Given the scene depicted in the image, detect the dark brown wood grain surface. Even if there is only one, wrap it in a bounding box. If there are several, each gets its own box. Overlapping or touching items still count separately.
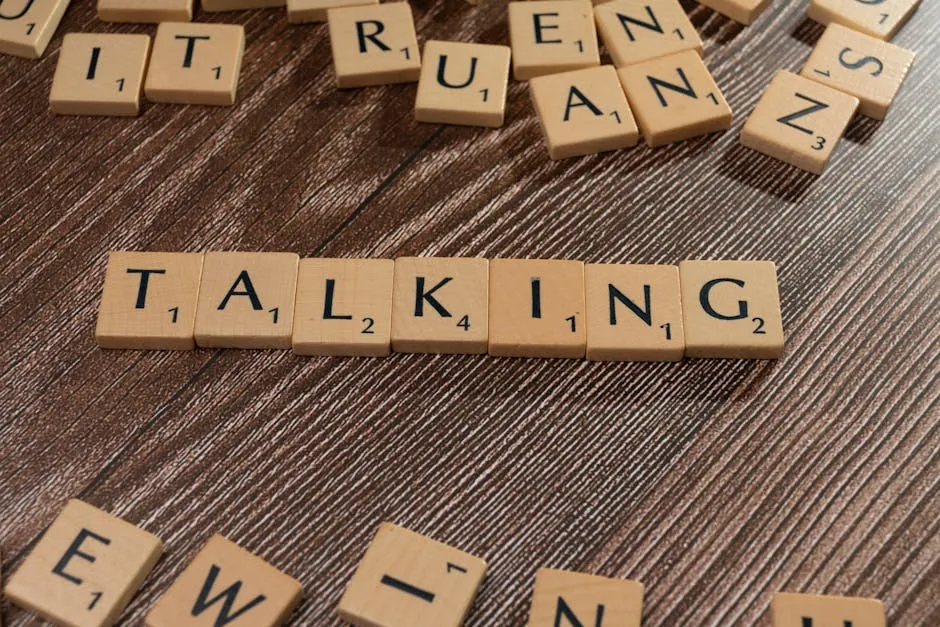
[1,0,938,624]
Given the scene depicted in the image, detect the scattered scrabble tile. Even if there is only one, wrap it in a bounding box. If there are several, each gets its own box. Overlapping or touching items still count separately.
[808,0,921,40]
[391,257,489,354]
[801,23,915,120]
[594,0,703,67]
[488,259,586,358]
[50,34,151,117]
[697,0,772,25]
[287,0,377,23]
[508,0,600,80]
[193,252,300,349]
[95,251,204,350]
[145,535,302,627]
[144,22,245,106]
[527,568,643,627]
[0,0,70,59]
[97,0,192,23]
[772,592,885,627]
[740,70,859,175]
[337,522,487,627]
[202,0,284,12]
[327,2,421,88]
[529,65,639,159]
[678,260,784,358]
[617,50,732,147]
[4,499,162,627]
[585,263,685,361]
[292,258,395,357]
[415,40,512,128]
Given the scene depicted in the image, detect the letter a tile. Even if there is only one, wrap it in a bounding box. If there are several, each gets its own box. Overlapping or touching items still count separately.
[679,260,784,358]
[145,535,303,627]
[337,522,487,627]
[96,251,204,350]
[0,0,70,59]
[808,0,921,41]
[508,0,600,80]
[594,0,703,67]
[772,592,885,627]
[144,22,245,106]
[194,252,300,349]
[50,34,152,116]
[740,70,859,175]
[4,499,163,627]
[526,568,643,627]
[327,2,421,88]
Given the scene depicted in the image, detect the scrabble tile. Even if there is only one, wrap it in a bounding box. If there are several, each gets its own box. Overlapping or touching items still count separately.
[337,522,486,627]
[144,22,245,106]
[740,70,859,175]
[508,0,600,80]
[202,0,284,13]
[415,40,512,128]
[97,0,192,23]
[292,258,394,357]
[594,0,702,67]
[391,257,489,354]
[527,568,643,627]
[529,65,638,159]
[585,263,684,361]
[327,2,421,88]
[145,535,302,627]
[50,34,151,117]
[488,259,586,358]
[4,499,162,627]
[287,0,377,23]
[801,23,915,120]
[95,251,204,350]
[616,50,732,147]
[193,252,299,349]
[697,0,772,24]
[0,0,69,59]
[772,592,885,627]
[679,260,784,359]
[808,0,921,40]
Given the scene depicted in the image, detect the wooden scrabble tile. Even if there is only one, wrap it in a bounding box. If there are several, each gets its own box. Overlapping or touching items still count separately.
[740,70,859,175]
[287,0,377,23]
[193,252,299,349]
[50,34,151,117]
[678,260,784,359]
[616,50,732,147]
[292,258,394,357]
[202,0,284,13]
[508,0,600,80]
[0,0,69,59]
[594,0,702,67]
[585,263,684,361]
[527,568,643,627]
[144,22,244,106]
[415,40,512,128]
[145,535,302,627]
[95,251,203,350]
[391,257,489,354]
[529,65,638,159]
[4,499,162,627]
[337,522,486,627]
[488,259,586,358]
[772,592,885,627]
[801,23,915,120]
[327,2,421,88]
[808,0,921,40]
[697,0,772,24]
[97,0,192,23]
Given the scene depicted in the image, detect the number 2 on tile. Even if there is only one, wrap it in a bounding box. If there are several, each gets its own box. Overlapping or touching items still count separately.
[361,317,374,334]
[752,317,766,334]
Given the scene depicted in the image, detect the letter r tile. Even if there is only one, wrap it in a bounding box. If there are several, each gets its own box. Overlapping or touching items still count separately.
[4,499,163,627]
[337,522,487,627]
[327,2,421,88]
[526,568,643,627]
[145,535,303,627]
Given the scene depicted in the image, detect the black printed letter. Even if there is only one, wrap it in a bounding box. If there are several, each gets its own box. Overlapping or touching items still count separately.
[414,277,452,317]
[218,271,263,311]
[52,529,111,586]
[191,565,266,627]
[356,20,390,53]
[175,35,210,68]
[127,268,167,309]
[436,54,478,89]
[699,278,748,321]
[608,284,652,326]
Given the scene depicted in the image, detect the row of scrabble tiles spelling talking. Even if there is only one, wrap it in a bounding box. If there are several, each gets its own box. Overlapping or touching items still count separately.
[3,499,887,627]
[96,252,785,359]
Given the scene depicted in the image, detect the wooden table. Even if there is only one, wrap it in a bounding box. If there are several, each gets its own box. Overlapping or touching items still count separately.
[1,0,938,624]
